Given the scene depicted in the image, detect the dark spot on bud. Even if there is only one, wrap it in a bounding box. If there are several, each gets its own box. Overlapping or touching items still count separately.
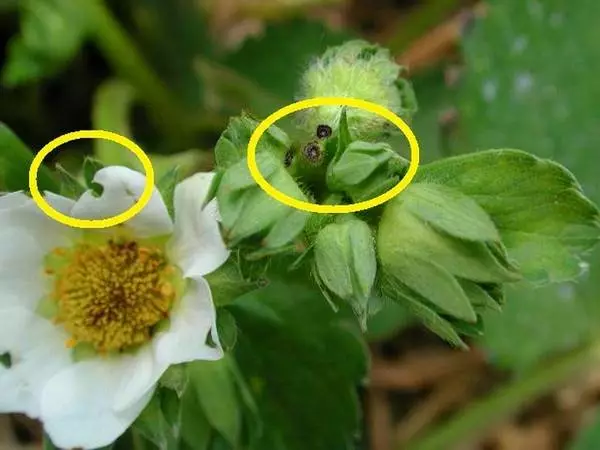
[316,124,332,139]
[284,149,294,167]
[303,142,322,164]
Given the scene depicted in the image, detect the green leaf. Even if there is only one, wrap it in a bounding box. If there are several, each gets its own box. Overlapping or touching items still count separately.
[230,278,367,450]
[2,0,90,86]
[418,150,599,284]
[402,183,500,242]
[222,19,352,107]
[188,359,241,448]
[0,123,58,192]
[55,163,86,199]
[447,0,600,370]
[569,408,600,450]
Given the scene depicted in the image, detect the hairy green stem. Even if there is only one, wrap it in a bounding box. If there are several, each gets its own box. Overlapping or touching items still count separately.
[404,342,600,450]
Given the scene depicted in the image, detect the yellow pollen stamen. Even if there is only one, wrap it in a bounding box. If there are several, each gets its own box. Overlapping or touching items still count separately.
[47,238,179,353]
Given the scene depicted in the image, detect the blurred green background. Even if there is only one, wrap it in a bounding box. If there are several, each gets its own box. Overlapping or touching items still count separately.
[1,0,600,449]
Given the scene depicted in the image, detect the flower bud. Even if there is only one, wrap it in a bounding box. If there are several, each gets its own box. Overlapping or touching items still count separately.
[314,217,377,325]
[296,40,417,140]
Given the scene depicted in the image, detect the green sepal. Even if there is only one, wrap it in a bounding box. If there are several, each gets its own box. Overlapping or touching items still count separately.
[204,259,259,307]
[187,358,241,448]
[214,113,291,170]
[216,151,308,247]
[160,364,189,398]
[379,273,467,349]
[327,141,395,189]
[55,163,86,199]
[0,352,12,368]
[379,198,521,284]
[156,166,180,220]
[459,279,502,313]
[216,308,238,352]
[402,183,500,242]
[382,254,477,323]
[82,156,105,196]
[314,217,377,325]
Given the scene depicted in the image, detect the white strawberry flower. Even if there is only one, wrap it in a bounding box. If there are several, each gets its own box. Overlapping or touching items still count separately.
[0,167,229,449]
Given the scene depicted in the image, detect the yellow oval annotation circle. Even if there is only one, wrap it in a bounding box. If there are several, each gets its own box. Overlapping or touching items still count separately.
[247,97,420,214]
[29,130,155,229]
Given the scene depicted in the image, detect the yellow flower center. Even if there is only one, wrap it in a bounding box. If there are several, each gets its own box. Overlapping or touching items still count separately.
[44,234,182,353]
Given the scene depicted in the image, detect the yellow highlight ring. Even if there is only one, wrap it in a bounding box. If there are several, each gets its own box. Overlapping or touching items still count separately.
[29,130,154,229]
[247,97,420,214]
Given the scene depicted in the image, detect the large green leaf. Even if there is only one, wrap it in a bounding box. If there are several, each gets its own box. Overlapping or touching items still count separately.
[418,150,599,285]
[0,123,58,192]
[451,0,600,369]
[230,279,367,450]
[2,0,89,86]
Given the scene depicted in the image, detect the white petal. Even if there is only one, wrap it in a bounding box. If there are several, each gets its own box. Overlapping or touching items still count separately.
[154,276,222,365]
[0,193,76,310]
[168,172,229,277]
[41,347,163,449]
[42,373,154,449]
[70,166,173,238]
[0,308,70,417]
[0,192,77,252]
[0,229,49,309]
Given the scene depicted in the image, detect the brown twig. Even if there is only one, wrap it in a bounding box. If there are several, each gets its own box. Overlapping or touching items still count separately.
[371,349,485,390]
[398,3,487,74]
[369,388,393,450]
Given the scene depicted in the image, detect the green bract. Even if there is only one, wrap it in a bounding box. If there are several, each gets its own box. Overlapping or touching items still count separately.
[314,217,377,326]
[213,114,309,251]
[296,40,417,140]
[327,140,408,202]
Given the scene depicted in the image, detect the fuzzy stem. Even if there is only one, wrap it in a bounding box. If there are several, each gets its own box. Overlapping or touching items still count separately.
[404,342,600,450]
